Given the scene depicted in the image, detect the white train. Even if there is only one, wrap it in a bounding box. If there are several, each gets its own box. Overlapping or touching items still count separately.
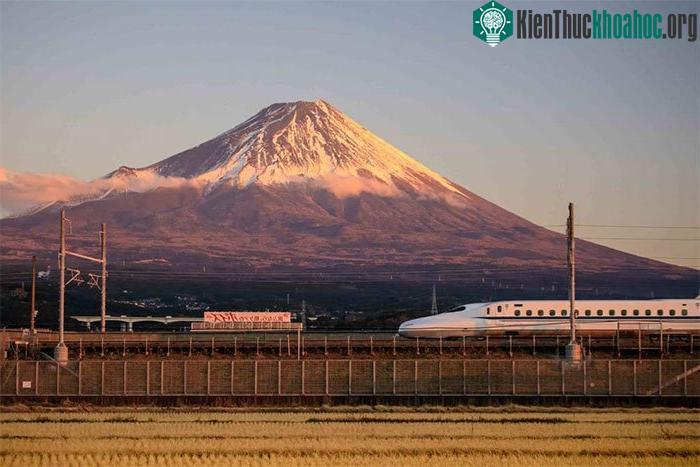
[398,298,700,338]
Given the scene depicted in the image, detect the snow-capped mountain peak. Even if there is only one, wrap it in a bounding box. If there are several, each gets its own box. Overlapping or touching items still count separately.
[115,100,464,198]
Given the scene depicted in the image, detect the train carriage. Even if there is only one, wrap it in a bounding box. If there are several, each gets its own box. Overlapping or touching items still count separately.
[398,298,700,338]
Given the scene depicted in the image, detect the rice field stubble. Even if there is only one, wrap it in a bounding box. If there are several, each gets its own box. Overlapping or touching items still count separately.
[0,408,698,466]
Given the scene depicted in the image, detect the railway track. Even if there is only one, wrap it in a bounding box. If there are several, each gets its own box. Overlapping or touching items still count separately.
[2,329,697,360]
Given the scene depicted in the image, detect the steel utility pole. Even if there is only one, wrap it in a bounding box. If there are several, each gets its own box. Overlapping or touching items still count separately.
[568,203,575,342]
[100,223,107,334]
[565,202,582,362]
[30,256,36,334]
[55,210,68,364]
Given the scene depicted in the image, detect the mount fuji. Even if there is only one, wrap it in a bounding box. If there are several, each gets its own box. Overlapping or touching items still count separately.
[0,100,695,292]
[105,99,468,200]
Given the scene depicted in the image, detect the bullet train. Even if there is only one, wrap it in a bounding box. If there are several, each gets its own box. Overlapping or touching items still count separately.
[398,298,700,338]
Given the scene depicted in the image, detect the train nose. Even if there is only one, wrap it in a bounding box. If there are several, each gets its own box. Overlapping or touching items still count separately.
[398,317,442,338]
[399,316,482,338]
[398,320,417,338]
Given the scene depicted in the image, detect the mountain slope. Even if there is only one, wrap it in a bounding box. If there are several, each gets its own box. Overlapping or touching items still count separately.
[1,100,696,292]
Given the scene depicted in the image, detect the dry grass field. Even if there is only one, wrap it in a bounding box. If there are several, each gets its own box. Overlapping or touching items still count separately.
[0,407,698,466]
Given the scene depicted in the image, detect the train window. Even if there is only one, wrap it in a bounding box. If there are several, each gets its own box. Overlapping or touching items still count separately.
[633,310,639,316]
[514,310,521,316]
[549,310,556,316]
[609,310,615,316]
[486,307,490,314]
[621,310,627,316]
[537,310,544,316]
[497,305,502,313]
[645,310,651,316]
[562,310,567,316]
[597,310,603,316]
[682,309,688,316]
[585,310,591,316]
[657,309,663,316]
[526,310,532,316]
[448,306,466,313]
[669,309,675,316]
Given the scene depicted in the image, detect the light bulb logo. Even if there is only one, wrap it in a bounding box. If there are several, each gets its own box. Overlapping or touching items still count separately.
[481,9,506,46]
[473,1,513,48]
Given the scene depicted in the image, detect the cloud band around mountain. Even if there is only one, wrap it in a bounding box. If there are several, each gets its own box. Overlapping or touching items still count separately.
[0,167,192,217]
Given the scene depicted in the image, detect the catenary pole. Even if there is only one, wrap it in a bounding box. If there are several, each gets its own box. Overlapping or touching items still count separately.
[59,210,65,344]
[55,209,68,364]
[30,255,36,334]
[568,202,576,343]
[565,202,582,362]
[100,223,107,334]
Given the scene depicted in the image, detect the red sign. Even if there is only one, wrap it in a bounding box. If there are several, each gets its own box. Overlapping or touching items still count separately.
[203,311,291,323]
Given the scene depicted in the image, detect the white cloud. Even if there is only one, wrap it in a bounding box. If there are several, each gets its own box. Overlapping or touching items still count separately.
[310,174,401,198]
[0,167,193,217]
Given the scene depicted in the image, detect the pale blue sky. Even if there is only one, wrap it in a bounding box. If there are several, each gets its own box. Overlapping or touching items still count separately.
[1,1,698,266]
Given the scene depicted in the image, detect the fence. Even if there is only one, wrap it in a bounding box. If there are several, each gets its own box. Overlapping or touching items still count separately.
[1,359,698,398]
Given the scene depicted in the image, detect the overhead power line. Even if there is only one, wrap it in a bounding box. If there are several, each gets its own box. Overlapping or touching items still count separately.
[581,237,699,241]
[547,224,699,229]
[4,262,689,281]
[650,257,700,260]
